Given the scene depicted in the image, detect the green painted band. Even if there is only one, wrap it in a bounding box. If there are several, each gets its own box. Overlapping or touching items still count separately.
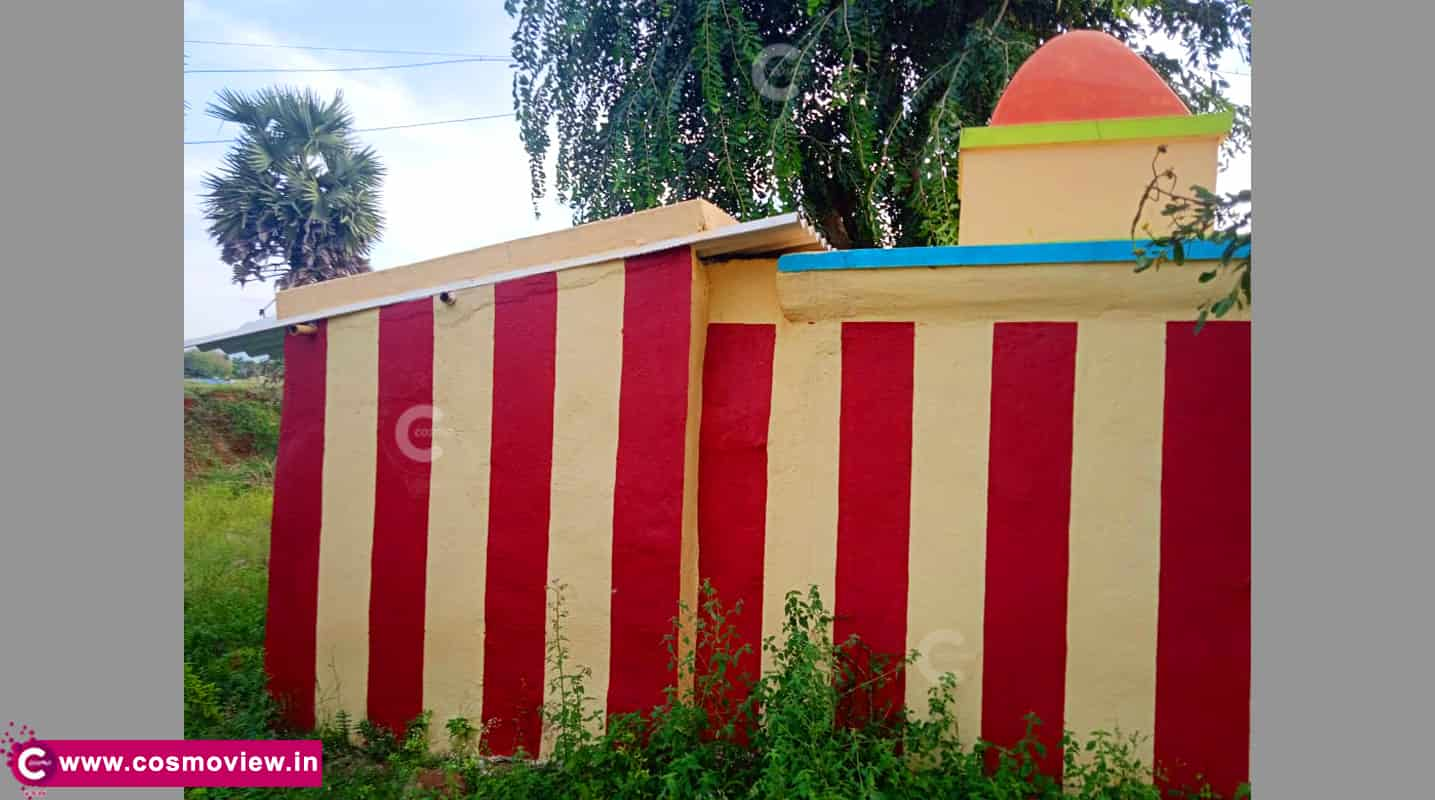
[960,111,1234,150]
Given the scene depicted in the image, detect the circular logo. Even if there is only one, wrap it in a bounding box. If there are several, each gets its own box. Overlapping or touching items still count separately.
[751,43,801,102]
[12,741,57,786]
[914,628,974,685]
[395,404,443,463]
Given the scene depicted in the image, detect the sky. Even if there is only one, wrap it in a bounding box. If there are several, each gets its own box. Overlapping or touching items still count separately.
[183,0,1251,341]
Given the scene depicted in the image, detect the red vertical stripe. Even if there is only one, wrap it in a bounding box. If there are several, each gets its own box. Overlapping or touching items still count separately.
[981,322,1077,779]
[1155,321,1251,796]
[697,322,776,725]
[608,247,693,717]
[481,273,558,756]
[264,322,327,730]
[834,321,915,725]
[367,299,436,735]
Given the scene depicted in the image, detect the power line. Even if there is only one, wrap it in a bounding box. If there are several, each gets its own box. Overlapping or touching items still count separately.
[355,112,514,133]
[183,111,515,144]
[183,38,511,61]
[185,56,508,75]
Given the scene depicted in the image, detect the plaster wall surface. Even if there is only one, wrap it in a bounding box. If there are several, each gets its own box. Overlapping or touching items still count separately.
[697,257,1249,791]
[957,136,1222,245]
[257,25,1248,796]
[313,310,378,727]
[422,283,496,743]
[267,249,1249,795]
[276,199,735,320]
[270,250,702,758]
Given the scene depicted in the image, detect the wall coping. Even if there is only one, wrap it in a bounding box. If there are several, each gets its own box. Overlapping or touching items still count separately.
[959,111,1233,150]
[778,238,1247,272]
[186,211,825,359]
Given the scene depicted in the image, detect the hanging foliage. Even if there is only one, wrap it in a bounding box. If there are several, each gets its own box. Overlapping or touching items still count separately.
[505,0,1250,248]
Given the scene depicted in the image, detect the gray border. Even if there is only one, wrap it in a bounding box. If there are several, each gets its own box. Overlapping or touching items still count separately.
[2,3,1430,799]
[1256,3,1435,796]
[1,2,181,797]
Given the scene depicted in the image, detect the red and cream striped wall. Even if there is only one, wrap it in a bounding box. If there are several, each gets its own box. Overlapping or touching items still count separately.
[256,28,1248,797]
[266,248,706,762]
[264,242,1249,795]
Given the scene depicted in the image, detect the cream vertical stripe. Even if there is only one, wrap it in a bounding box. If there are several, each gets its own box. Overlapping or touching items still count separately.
[314,310,380,724]
[1064,320,1165,763]
[762,320,842,676]
[906,322,992,742]
[677,255,709,700]
[542,261,626,754]
[422,286,497,742]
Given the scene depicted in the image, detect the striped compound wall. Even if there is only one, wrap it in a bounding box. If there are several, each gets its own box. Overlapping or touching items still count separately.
[265,248,704,761]
[263,241,1249,796]
[258,28,1248,798]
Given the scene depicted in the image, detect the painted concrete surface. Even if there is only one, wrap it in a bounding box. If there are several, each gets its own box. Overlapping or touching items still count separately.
[261,28,1249,796]
[422,284,496,743]
[313,310,378,728]
[271,255,1248,788]
[542,262,623,753]
[957,137,1222,246]
[276,199,735,320]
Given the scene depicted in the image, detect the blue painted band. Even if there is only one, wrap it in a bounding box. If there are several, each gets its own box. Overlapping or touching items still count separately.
[778,239,1248,272]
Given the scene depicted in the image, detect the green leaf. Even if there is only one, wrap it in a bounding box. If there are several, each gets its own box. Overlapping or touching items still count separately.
[199,87,383,288]
[501,0,1248,250]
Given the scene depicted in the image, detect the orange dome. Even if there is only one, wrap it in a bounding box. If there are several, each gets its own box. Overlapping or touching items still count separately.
[990,30,1188,125]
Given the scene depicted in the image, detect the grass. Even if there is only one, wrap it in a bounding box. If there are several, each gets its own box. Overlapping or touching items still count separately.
[184,482,275,740]
[183,388,1250,799]
[185,377,270,392]
[185,470,430,798]
[184,384,436,798]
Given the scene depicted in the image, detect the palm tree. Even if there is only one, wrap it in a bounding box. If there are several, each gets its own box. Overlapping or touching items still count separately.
[200,87,385,289]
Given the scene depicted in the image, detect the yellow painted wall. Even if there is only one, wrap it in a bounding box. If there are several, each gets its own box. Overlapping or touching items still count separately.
[905,321,992,739]
[269,32,1245,787]
[276,199,736,320]
[760,317,842,676]
[957,136,1221,245]
[422,284,497,740]
[295,247,1243,764]
[1064,320,1165,762]
[677,251,711,699]
[701,256,1237,753]
[776,260,1248,324]
[707,258,846,679]
[542,261,626,752]
[314,310,379,724]
[287,92,1238,765]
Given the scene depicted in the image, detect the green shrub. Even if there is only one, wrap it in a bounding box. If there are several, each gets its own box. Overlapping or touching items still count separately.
[184,387,281,487]
[446,716,481,756]
[184,661,225,731]
[183,475,1249,800]
[461,582,1249,800]
[222,399,281,458]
